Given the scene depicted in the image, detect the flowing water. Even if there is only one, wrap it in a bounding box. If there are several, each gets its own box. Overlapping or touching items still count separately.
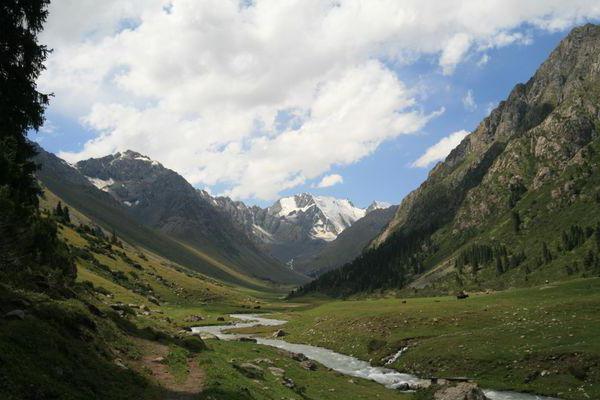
[192,314,559,400]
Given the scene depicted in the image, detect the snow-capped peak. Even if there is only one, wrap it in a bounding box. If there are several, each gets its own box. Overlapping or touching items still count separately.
[114,150,161,166]
[268,193,366,241]
[366,201,392,213]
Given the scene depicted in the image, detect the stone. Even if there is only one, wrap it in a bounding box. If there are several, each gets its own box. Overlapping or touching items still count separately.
[268,367,285,377]
[456,291,469,300]
[272,329,286,337]
[217,316,225,321]
[299,360,317,371]
[282,377,295,389]
[4,309,25,320]
[151,356,165,363]
[291,352,307,362]
[234,362,264,379]
[238,337,257,343]
[198,333,219,340]
[395,383,411,391]
[433,382,489,400]
[114,359,128,369]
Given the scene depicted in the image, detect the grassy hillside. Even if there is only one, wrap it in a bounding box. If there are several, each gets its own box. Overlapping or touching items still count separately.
[0,189,423,400]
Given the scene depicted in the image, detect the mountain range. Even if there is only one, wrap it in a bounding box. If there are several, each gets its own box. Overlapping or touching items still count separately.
[202,191,391,268]
[297,23,600,296]
[34,147,395,285]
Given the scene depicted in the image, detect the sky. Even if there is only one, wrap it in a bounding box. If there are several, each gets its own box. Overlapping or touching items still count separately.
[33,1,600,208]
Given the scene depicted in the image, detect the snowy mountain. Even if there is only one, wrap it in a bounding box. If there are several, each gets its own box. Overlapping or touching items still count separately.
[269,193,366,241]
[203,191,392,264]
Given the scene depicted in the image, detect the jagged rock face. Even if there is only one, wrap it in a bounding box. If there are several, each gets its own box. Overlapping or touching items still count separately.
[201,191,390,263]
[374,23,600,247]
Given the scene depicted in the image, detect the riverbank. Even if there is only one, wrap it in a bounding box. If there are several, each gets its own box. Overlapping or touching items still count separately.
[227,278,600,400]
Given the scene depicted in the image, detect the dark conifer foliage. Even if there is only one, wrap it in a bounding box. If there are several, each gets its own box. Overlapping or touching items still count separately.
[0,0,75,291]
[0,0,51,210]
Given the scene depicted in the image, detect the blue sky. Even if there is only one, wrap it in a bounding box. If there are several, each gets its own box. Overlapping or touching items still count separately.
[34,1,600,208]
[286,29,572,208]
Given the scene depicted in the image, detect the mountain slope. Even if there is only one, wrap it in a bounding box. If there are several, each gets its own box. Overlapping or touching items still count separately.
[74,151,303,284]
[296,23,600,297]
[34,147,307,288]
[294,205,398,276]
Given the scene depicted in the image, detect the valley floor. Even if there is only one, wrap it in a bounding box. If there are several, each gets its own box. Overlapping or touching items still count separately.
[7,196,597,400]
[228,278,600,400]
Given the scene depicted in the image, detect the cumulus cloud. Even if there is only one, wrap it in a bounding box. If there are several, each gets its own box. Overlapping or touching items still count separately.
[39,0,600,199]
[413,130,470,168]
[315,174,344,188]
[462,90,477,111]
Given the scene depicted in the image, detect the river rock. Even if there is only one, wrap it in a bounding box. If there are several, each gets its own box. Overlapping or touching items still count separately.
[299,360,317,371]
[217,316,225,321]
[238,337,257,343]
[273,329,286,337]
[198,333,219,340]
[291,352,307,362]
[234,362,264,379]
[433,383,489,400]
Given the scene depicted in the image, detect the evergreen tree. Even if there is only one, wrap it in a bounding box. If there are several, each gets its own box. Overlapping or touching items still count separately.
[63,206,70,223]
[495,257,504,275]
[542,242,552,264]
[0,0,75,290]
[1,0,51,210]
[511,211,521,233]
[54,201,64,217]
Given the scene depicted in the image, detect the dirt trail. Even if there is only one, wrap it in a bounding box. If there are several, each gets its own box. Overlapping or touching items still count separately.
[130,338,204,400]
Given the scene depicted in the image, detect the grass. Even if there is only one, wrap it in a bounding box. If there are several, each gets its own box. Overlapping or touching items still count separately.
[32,188,600,399]
[197,339,412,400]
[238,278,600,400]
[165,345,191,383]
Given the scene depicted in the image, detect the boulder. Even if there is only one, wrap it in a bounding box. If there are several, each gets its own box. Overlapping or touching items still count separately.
[282,377,295,389]
[268,367,285,377]
[217,316,225,321]
[3,309,25,320]
[234,362,264,379]
[434,383,489,400]
[238,337,257,343]
[291,352,307,362]
[299,360,317,371]
[456,291,469,300]
[273,329,286,337]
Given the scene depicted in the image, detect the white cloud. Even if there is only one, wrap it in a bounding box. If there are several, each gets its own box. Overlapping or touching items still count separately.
[462,89,477,112]
[39,0,600,199]
[413,130,470,168]
[315,174,344,188]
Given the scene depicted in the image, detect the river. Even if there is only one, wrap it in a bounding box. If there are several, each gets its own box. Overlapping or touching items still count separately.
[191,314,560,400]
